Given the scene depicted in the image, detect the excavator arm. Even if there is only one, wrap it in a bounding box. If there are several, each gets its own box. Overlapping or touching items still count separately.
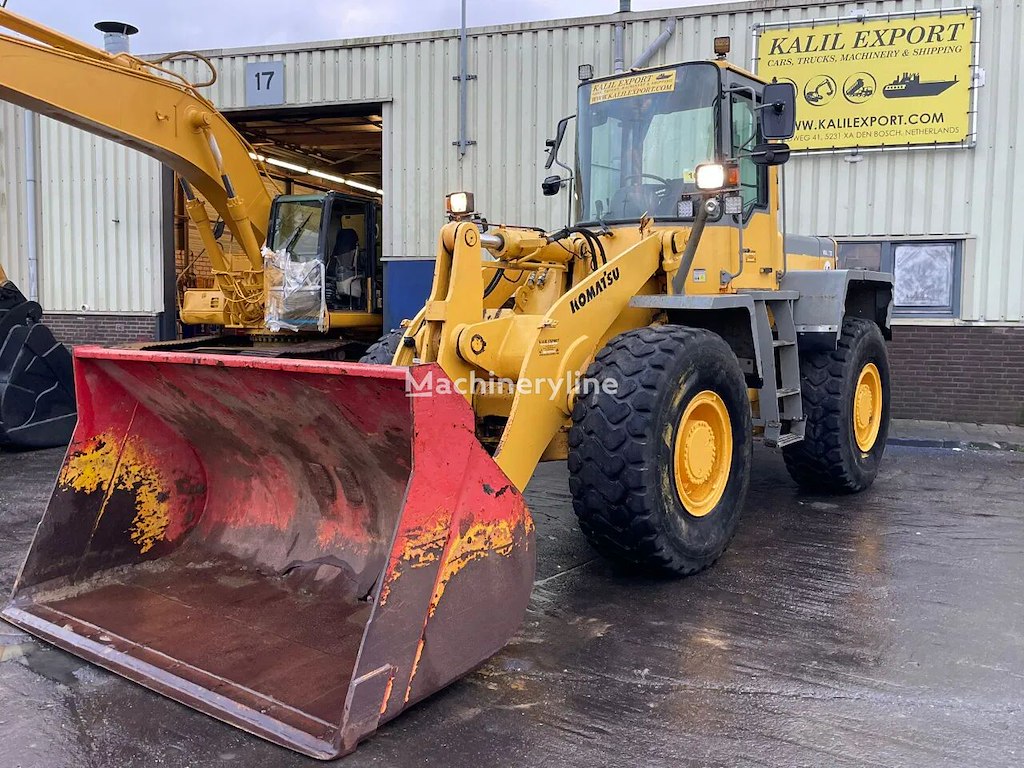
[0,8,273,326]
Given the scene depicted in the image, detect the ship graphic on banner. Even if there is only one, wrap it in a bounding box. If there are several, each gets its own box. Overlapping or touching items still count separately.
[882,72,959,99]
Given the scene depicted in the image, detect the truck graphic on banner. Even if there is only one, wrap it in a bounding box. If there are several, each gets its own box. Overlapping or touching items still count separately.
[754,10,977,151]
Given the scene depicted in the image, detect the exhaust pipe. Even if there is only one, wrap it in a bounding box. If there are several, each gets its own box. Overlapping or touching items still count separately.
[632,17,677,70]
[94,20,138,54]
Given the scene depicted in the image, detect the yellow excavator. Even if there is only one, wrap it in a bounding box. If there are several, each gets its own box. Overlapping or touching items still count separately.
[3,23,894,763]
[0,8,383,358]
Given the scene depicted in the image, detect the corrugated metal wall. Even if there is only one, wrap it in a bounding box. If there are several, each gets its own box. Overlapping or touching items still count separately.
[1,0,1020,321]
[0,105,164,312]
[36,118,164,313]
[163,0,1021,323]
[0,105,28,287]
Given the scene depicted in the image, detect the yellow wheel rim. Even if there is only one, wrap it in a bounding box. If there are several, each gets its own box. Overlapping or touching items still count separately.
[673,390,733,518]
[853,362,883,452]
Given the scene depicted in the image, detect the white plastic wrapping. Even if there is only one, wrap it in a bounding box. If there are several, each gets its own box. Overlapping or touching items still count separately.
[263,246,327,333]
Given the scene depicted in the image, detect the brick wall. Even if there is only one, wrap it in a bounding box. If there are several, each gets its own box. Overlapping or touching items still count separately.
[888,325,1024,425]
[34,313,1024,425]
[42,314,159,347]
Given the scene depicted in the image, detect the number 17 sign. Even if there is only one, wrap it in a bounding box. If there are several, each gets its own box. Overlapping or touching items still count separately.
[245,61,285,107]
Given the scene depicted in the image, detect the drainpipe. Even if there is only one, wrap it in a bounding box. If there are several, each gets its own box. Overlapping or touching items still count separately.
[23,110,39,302]
[453,0,475,157]
[631,17,677,69]
[613,1,630,74]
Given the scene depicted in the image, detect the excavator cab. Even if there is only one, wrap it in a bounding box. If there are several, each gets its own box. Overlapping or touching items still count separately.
[264,192,382,332]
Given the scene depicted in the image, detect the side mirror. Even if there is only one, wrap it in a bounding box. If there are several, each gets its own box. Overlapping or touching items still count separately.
[542,175,566,196]
[760,82,796,140]
[750,142,792,166]
[545,116,573,170]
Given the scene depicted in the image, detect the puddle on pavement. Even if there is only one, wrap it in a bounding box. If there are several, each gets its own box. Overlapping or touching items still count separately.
[17,644,89,686]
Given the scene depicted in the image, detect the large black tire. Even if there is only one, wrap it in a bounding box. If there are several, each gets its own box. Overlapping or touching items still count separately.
[783,317,890,493]
[359,329,404,364]
[568,325,753,576]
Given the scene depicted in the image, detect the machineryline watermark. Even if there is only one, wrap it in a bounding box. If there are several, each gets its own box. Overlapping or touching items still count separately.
[406,369,618,400]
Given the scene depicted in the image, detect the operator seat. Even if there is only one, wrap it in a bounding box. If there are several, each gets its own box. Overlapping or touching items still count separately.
[329,228,364,309]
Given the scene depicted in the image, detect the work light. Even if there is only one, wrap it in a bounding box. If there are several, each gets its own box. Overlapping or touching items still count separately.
[695,163,726,191]
[445,191,475,216]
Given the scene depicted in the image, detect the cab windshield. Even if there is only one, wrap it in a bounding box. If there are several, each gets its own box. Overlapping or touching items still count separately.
[268,197,325,261]
[575,63,720,224]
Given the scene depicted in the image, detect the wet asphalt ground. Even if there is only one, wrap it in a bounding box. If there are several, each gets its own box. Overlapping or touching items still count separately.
[1,443,1022,767]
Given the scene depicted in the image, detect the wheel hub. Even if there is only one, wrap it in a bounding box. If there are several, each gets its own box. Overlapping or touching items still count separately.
[683,421,717,483]
[673,390,733,518]
[853,362,883,452]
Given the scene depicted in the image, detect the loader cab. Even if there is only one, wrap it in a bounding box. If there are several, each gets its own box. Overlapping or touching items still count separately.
[568,62,794,228]
[265,192,383,329]
[547,61,795,291]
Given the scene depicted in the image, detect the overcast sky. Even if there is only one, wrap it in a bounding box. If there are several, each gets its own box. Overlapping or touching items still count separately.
[5,0,728,53]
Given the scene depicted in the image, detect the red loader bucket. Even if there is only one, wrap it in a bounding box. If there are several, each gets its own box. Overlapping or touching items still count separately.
[2,347,535,759]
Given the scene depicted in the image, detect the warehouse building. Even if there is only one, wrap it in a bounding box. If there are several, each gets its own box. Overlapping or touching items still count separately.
[1,0,1021,423]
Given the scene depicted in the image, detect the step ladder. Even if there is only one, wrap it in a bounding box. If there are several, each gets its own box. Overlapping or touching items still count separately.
[749,294,805,448]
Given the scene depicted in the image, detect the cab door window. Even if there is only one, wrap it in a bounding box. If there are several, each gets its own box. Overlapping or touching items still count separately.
[324,199,371,312]
[731,92,768,215]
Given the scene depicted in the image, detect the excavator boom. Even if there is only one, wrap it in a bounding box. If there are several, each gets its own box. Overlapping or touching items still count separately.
[0,8,272,327]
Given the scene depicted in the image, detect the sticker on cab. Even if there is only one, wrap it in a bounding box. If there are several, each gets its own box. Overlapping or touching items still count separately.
[590,71,677,104]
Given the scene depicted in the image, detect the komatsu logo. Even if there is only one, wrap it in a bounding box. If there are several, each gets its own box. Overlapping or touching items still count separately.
[569,267,620,314]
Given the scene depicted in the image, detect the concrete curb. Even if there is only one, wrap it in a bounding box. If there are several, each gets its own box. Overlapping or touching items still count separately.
[887,437,1024,452]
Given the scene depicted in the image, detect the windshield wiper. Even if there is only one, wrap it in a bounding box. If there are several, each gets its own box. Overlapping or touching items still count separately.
[283,212,315,257]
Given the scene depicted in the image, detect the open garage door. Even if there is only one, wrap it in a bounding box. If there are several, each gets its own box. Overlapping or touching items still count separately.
[172,102,384,337]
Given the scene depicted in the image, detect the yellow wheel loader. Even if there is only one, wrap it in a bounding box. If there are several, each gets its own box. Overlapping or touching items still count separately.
[0,263,76,447]
[0,8,383,359]
[4,51,894,759]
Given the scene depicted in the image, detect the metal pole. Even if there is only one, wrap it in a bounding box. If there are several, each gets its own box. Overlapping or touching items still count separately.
[23,109,39,302]
[779,163,788,281]
[456,0,470,157]
[613,0,630,73]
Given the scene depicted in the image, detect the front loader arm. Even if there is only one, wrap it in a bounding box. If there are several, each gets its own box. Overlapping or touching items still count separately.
[0,9,271,275]
[401,221,671,493]
[492,235,666,490]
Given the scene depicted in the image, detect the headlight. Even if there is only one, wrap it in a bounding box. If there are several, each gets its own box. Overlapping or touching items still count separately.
[695,163,726,191]
[445,191,475,216]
